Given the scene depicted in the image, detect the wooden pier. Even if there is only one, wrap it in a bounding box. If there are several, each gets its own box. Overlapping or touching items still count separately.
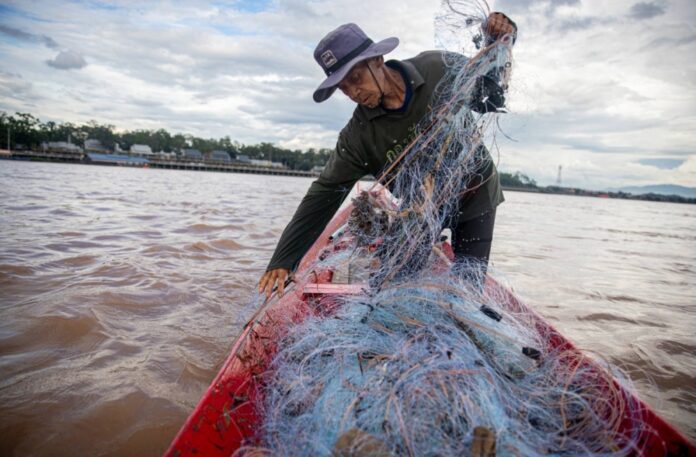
[2,149,320,178]
[147,157,318,177]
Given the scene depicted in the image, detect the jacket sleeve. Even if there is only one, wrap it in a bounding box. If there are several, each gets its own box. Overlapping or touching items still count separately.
[469,73,506,113]
[439,52,507,114]
[266,133,367,271]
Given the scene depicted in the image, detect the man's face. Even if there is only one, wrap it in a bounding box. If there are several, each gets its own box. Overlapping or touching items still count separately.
[337,60,381,108]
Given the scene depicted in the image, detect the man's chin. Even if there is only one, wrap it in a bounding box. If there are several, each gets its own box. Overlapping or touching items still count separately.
[362,98,378,109]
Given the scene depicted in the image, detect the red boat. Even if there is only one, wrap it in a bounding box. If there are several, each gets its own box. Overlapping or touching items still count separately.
[166,203,695,457]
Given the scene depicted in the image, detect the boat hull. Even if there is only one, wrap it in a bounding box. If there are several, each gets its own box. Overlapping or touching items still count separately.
[166,204,695,456]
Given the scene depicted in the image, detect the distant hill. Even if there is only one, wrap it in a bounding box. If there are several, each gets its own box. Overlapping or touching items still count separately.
[609,184,696,198]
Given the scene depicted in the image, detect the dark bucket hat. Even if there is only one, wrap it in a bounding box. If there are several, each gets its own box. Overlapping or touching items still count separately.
[313,23,398,103]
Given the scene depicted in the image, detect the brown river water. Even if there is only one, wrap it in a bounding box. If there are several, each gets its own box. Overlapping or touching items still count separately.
[1,161,694,455]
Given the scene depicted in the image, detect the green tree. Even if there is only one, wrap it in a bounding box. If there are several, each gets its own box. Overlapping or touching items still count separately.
[82,120,116,149]
[499,171,537,188]
[0,110,336,168]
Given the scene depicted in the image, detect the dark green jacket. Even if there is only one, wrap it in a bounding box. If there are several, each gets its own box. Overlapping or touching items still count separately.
[267,50,504,271]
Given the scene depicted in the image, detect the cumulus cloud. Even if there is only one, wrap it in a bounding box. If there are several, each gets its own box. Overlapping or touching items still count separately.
[628,1,667,19]
[0,24,59,48]
[677,155,696,173]
[495,0,580,17]
[0,21,86,71]
[638,158,685,169]
[0,0,694,189]
[0,71,34,101]
[46,50,87,70]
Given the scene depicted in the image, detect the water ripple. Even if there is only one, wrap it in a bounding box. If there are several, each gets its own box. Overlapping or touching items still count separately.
[0,161,694,455]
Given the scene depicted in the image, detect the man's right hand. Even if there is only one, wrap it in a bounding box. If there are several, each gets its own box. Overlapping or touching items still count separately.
[484,12,517,43]
[258,268,290,299]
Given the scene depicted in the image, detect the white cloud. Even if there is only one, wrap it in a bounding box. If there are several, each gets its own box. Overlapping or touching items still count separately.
[675,155,696,186]
[0,0,694,189]
[46,50,87,70]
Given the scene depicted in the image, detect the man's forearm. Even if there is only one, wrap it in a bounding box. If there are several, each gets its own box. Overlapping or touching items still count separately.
[267,181,354,271]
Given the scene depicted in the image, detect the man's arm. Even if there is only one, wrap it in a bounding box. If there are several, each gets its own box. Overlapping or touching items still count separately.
[259,135,366,298]
[265,178,356,270]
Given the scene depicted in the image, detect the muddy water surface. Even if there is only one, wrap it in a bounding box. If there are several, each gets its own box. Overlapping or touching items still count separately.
[0,161,694,455]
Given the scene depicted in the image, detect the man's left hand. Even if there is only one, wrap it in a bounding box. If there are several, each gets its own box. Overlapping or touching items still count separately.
[258,267,290,299]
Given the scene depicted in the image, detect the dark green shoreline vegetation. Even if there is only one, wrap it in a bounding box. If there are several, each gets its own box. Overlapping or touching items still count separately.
[0,112,331,171]
[1,112,693,204]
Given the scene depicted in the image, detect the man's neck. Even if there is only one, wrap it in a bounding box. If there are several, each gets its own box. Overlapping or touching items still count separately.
[380,66,407,110]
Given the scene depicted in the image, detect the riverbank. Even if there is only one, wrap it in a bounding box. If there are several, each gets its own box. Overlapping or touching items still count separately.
[2,149,320,178]
[2,150,694,204]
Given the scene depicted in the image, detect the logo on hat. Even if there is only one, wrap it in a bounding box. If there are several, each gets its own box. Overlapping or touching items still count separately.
[321,50,337,68]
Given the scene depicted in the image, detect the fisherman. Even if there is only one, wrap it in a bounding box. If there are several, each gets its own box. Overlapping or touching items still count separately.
[260,13,517,298]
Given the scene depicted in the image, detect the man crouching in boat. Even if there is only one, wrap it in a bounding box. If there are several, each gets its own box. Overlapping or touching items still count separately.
[260,14,517,298]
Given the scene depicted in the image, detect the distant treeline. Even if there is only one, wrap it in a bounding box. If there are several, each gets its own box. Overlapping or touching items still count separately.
[0,112,331,171]
[1,111,540,185]
[499,171,537,188]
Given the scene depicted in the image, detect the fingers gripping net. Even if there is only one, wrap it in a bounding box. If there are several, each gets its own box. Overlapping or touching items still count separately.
[246,2,649,455]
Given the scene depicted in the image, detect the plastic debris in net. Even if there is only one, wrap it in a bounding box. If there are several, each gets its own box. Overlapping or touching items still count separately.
[245,1,650,456]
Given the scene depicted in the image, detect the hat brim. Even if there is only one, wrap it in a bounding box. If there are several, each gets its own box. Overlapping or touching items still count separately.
[313,37,399,103]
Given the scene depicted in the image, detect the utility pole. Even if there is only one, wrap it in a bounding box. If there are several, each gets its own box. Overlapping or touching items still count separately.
[556,165,562,186]
[7,126,10,152]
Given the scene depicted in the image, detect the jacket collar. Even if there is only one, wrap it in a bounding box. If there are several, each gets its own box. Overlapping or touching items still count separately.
[361,58,425,120]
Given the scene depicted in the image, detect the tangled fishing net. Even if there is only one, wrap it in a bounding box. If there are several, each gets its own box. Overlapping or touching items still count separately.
[243,1,649,455]
[256,275,645,456]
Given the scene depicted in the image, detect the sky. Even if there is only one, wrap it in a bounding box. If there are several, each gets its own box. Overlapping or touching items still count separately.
[0,0,694,189]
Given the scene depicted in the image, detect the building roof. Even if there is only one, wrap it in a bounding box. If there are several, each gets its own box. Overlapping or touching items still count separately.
[44,141,82,152]
[183,148,203,158]
[130,144,153,154]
